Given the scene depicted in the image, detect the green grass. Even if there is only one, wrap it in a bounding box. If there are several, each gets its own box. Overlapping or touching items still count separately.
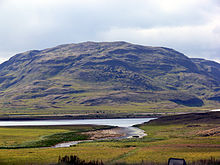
[0,127,67,147]
[0,125,112,149]
[0,100,217,116]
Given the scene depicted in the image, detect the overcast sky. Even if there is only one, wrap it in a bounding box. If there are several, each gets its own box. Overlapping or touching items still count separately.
[0,0,219,63]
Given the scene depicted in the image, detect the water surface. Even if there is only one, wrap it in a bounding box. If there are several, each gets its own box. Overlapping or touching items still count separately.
[0,118,154,127]
[210,109,220,112]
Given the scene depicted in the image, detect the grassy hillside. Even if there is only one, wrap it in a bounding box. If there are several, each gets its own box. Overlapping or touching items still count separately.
[0,41,219,114]
[144,111,220,125]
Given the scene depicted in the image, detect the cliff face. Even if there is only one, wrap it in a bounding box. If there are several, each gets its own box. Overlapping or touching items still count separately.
[0,41,219,111]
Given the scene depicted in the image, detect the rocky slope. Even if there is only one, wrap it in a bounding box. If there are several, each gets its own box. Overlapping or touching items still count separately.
[0,41,219,112]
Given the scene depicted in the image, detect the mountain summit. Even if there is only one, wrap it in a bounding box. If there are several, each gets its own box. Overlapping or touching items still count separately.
[0,41,219,112]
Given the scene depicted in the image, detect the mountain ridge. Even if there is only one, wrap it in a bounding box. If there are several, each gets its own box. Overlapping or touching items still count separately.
[0,41,219,113]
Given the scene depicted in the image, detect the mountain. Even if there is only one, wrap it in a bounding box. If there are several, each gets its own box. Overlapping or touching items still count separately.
[0,41,219,113]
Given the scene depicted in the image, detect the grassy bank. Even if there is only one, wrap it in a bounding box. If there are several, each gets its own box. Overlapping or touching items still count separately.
[0,125,113,149]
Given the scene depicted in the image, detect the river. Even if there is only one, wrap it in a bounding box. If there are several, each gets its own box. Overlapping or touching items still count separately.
[0,118,155,148]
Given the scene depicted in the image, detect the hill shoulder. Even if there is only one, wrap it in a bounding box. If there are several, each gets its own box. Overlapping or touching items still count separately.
[145,111,220,125]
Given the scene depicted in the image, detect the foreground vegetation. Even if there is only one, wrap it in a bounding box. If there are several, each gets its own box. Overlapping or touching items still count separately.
[57,155,220,165]
[0,112,219,164]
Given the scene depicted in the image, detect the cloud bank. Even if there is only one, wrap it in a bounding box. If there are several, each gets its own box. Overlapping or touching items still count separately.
[0,0,219,63]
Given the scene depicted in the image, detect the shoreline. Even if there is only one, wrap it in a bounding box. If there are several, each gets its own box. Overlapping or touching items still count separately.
[52,126,147,148]
[0,113,161,121]
[1,109,217,121]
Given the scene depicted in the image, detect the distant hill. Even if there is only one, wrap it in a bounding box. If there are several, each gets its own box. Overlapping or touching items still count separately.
[0,41,219,113]
[145,111,220,125]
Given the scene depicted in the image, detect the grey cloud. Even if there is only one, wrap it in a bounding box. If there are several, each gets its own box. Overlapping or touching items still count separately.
[0,0,219,63]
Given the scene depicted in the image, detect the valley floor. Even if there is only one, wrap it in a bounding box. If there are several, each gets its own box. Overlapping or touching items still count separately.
[0,112,219,164]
